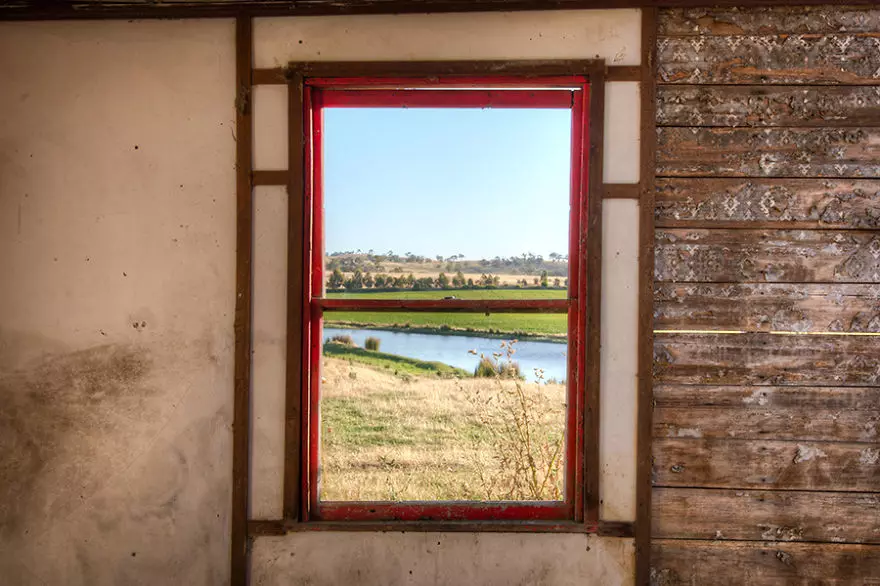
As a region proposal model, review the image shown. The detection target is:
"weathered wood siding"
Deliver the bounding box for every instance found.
[653,6,880,584]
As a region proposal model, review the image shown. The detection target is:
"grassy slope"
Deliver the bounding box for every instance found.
[320,356,564,502]
[323,341,470,378]
[325,288,568,338]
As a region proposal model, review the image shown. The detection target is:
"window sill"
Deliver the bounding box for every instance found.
[249,519,633,537]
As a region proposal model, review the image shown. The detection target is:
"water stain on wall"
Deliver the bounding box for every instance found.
[0,341,157,540]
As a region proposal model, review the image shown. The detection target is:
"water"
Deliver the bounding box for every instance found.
[323,327,567,383]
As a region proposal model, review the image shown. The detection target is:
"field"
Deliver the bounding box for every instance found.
[320,356,565,502]
[325,288,568,338]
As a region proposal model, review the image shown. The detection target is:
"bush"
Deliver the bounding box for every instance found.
[364,336,381,351]
[473,356,521,379]
[329,334,355,346]
[474,356,498,378]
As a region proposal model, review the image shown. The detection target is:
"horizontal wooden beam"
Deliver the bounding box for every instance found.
[603,184,640,199]
[652,539,880,584]
[655,178,880,230]
[657,85,880,128]
[655,228,880,284]
[253,170,288,186]
[254,65,642,86]
[654,283,880,333]
[654,487,880,544]
[654,405,879,443]
[660,5,880,36]
[604,66,641,82]
[318,298,570,313]
[657,127,880,179]
[248,518,631,536]
[653,438,880,491]
[7,1,879,22]
[654,385,880,410]
[654,332,880,387]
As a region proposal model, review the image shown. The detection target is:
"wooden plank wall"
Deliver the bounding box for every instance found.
[652,6,880,584]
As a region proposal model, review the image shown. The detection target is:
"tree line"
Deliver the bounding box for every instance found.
[327,269,565,291]
[325,251,568,277]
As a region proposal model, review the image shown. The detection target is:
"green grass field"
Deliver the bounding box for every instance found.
[325,288,568,338]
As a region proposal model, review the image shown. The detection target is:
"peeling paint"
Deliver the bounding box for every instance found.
[793,444,827,464]
[859,448,880,466]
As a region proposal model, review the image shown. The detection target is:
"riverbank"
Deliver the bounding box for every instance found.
[324,320,566,343]
[324,341,470,378]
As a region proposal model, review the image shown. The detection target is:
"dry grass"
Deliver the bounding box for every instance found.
[320,357,565,502]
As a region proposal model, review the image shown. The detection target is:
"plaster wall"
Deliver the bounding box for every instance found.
[0,20,236,585]
[250,9,642,585]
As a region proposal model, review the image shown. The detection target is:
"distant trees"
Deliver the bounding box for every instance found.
[324,250,567,277]
[328,268,344,289]
[324,255,566,292]
[344,269,364,291]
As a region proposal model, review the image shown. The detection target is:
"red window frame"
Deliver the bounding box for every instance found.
[297,72,593,525]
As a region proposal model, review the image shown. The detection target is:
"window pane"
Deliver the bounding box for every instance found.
[318,313,569,502]
[322,107,572,299]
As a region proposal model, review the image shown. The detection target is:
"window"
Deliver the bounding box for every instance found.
[289,62,602,526]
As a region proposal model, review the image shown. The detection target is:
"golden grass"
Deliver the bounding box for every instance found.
[320,357,565,502]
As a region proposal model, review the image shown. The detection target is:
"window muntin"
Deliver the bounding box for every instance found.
[300,76,591,523]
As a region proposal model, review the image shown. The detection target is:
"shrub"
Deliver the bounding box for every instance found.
[329,334,355,346]
[365,336,381,351]
[473,355,521,379]
[474,356,498,378]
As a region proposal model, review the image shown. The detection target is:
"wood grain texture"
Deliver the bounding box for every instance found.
[659,6,880,36]
[657,34,880,85]
[655,178,880,229]
[652,438,880,491]
[654,229,880,284]
[651,540,880,585]
[654,405,880,442]
[231,15,252,586]
[637,9,659,585]
[654,385,880,410]
[653,487,880,543]
[283,73,305,522]
[584,67,605,525]
[657,85,880,128]
[653,333,880,386]
[657,127,880,178]
[654,283,880,332]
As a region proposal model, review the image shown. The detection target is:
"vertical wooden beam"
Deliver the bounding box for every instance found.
[584,64,605,526]
[636,7,658,586]
[283,72,306,521]
[232,13,254,586]
[230,15,254,586]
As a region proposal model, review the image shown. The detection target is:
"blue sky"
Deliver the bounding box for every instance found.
[323,107,572,259]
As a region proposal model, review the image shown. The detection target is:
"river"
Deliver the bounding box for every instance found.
[323,327,568,383]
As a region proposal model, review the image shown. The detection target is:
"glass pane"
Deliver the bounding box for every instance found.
[322,107,572,300]
[318,312,568,502]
